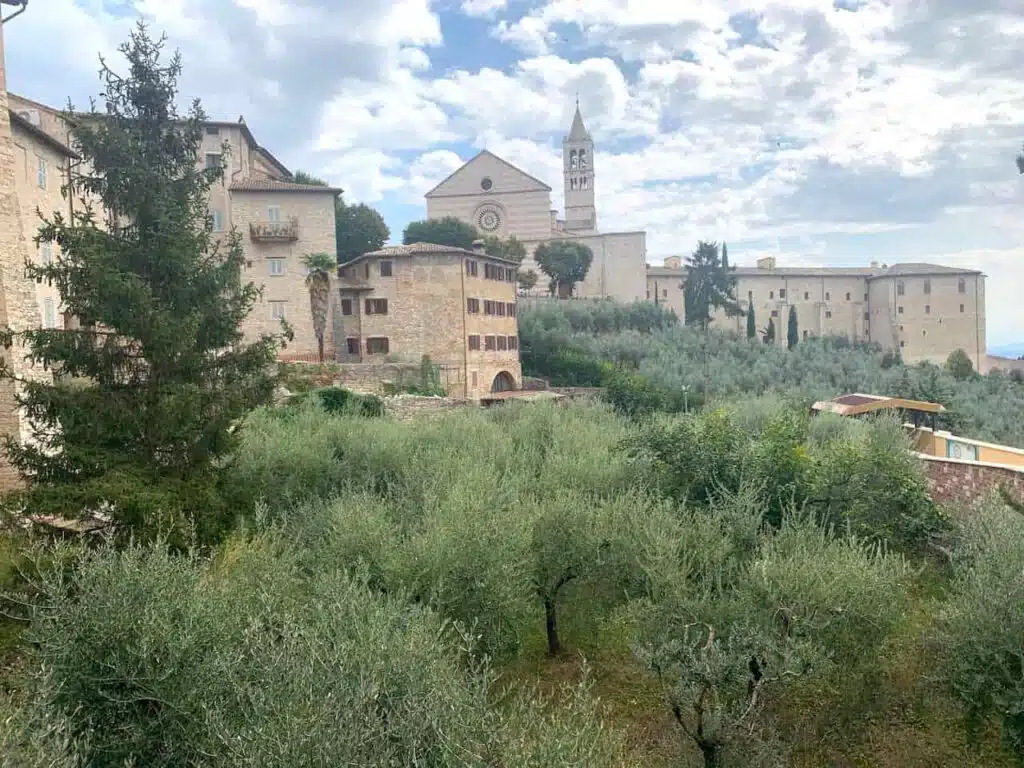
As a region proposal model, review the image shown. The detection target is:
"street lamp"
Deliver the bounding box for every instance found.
[1,0,28,24]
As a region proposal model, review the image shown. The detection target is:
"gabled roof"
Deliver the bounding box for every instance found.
[352,241,520,266]
[8,110,78,159]
[229,178,341,194]
[424,149,551,198]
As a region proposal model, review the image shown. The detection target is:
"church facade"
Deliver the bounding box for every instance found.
[424,104,648,302]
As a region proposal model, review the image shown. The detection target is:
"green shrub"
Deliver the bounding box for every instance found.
[287,386,384,417]
[10,534,628,767]
[938,501,1024,755]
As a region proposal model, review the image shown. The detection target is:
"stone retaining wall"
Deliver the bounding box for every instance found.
[384,396,465,423]
[918,454,1024,509]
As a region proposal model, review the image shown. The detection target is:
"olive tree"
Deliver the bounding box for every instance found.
[938,501,1024,756]
[635,505,909,767]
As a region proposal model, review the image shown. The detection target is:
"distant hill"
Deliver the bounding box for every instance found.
[990,343,1024,359]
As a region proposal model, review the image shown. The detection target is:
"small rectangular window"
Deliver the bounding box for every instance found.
[769,291,774,299]
[900,340,905,348]
[341,298,353,316]
[496,302,506,317]
[898,305,904,314]
[483,299,494,315]
[825,310,833,319]
[508,335,519,350]
[496,336,508,351]
[42,298,56,329]
[37,156,47,189]
[484,335,496,351]
[466,260,478,277]
[771,309,778,318]
[205,125,220,136]
[923,279,931,294]
[662,288,668,298]
[366,337,389,355]
[779,288,786,299]
[864,293,868,301]
[845,292,851,301]
[825,291,831,300]
[365,298,388,315]
[268,258,284,276]
[379,260,393,277]
[346,338,359,355]
[211,210,224,232]
[959,303,965,313]
[267,205,281,222]
[507,302,517,317]
[269,301,286,320]
[925,305,931,315]
[958,278,966,294]
[897,282,905,296]
[803,291,809,300]
[40,243,53,267]
[468,335,481,351]
[204,153,222,171]
[864,311,869,321]
[467,298,480,314]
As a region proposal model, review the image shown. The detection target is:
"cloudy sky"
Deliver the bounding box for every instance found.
[4,0,1023,347]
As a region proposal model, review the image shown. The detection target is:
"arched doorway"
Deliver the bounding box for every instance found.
[491,371,516,393]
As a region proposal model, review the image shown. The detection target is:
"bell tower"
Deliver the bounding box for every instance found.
[562,98,596,233]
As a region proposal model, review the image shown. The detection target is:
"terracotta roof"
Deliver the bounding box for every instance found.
[811,393,946,417]
[646,262,981,279]
[8,110,78,159]
[352,241,520,266]
[229,178,342,194]
[873,262,983,277]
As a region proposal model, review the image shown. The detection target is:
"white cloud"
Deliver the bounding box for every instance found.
[5,0,1024,342]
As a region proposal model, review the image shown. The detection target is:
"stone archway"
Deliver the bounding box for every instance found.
[490,370,517,393]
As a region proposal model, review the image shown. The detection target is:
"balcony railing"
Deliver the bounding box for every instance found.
[250,217,299,242]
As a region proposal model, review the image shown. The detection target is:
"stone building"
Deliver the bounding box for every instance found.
[4,93,340,360]
[424,102,647,303]
[648,255,987,369]
[336,241,522,399]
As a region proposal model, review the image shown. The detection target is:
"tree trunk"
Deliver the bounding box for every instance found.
[316,333,324,364]
[699,740,723,768]
[544,597,561,656]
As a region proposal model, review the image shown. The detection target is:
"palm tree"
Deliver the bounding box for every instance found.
[302,252,336,363]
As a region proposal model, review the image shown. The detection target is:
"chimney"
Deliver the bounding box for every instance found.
[471,239,486,255]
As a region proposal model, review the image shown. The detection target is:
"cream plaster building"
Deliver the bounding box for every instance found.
[648,255,987,369]
[424,103,648,303]
[336,241,521,399]
[4,93,340,361]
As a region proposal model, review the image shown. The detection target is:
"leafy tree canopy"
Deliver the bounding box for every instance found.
[684,240,741,328]
[517,269,538,293]
[482,234,526,263]
[533,240,594,298]
[403,216,478,250]
[945,348,975,381]
[337,199,389,264]
[291,170,329,187]
[0,23,281,542]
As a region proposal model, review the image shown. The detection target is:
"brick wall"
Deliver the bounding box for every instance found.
[918,454,1024,510]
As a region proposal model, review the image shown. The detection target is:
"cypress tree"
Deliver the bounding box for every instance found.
[787,305,799,349]
[746,305,756,339]
[0,24,281,542]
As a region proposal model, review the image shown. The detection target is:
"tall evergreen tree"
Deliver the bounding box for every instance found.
[683,241,741,328]
[763,318,776,345]
[0,24,281,541]
[787,305,799,349]
[746,304,757,340]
